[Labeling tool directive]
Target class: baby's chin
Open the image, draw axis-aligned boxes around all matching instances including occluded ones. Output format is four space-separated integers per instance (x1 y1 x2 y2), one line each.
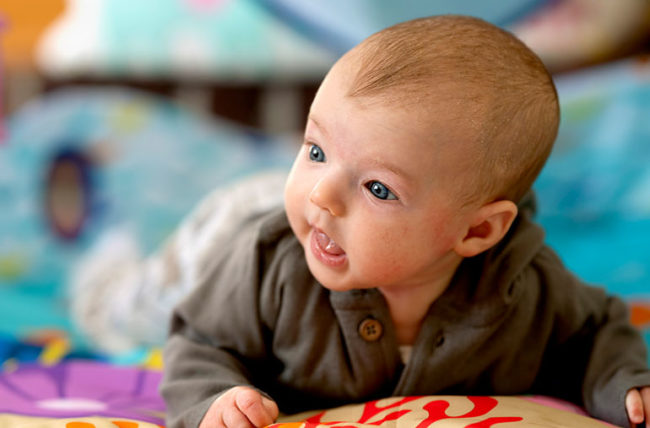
302 255 374 294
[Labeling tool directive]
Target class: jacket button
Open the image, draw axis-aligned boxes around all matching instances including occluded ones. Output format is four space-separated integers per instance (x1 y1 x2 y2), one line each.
435 333 445 347
358 318 383 342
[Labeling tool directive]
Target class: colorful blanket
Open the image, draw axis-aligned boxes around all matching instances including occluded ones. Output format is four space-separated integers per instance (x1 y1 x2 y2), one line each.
0 356 613 428
0 333 615 427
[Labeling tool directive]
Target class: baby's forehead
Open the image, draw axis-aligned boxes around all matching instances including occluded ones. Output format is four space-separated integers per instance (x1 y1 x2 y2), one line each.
343 48 494 113
354 86 488 146
364 96 482 159
322 50 491 154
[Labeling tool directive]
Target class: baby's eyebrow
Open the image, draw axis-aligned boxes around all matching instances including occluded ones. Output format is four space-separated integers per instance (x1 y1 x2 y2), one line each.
366 158 413 182
307 115 328 139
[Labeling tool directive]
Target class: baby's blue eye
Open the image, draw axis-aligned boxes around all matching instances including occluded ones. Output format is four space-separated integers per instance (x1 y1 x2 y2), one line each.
308 144 326 162
366 181 397 200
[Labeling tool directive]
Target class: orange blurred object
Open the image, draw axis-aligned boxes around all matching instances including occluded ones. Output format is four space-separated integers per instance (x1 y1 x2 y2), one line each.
630 302 650 328
0 0 66 68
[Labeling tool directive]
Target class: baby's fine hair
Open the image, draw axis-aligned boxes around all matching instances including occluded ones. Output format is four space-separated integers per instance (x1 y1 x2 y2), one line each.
348 15 559 204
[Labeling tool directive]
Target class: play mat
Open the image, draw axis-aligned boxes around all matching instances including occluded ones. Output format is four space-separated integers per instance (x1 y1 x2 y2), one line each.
1 54 649 428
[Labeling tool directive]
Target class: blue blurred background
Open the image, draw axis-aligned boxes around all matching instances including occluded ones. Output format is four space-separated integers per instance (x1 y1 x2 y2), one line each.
1 0 650 361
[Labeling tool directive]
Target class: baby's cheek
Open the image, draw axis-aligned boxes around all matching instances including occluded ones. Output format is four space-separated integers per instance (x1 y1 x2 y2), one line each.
284 199 308 246
354 238 410 282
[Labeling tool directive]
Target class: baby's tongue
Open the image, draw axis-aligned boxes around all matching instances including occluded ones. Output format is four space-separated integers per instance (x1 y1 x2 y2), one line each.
316 230 345 255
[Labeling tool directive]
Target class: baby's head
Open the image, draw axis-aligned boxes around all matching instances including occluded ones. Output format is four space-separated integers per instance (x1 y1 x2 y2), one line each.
284 15 559 294
346 15 559 205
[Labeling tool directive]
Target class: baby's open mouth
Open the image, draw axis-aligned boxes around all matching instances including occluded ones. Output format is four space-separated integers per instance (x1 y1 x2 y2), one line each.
310 228 347 267
314 229 345 256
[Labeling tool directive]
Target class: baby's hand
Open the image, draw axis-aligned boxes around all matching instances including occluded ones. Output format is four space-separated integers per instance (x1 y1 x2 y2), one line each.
625 387 650 427
199 386 279 428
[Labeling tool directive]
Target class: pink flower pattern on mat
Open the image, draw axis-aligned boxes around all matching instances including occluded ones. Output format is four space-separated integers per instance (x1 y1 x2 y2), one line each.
0 360 165 424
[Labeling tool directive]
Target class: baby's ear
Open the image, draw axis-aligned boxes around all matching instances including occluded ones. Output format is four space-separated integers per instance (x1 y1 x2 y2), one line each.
454 200 518 258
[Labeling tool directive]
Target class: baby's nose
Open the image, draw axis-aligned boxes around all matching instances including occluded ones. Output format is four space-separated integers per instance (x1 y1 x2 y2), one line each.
309 174 346 217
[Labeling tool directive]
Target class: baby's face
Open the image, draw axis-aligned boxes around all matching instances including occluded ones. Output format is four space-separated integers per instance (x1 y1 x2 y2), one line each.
284 59 474 294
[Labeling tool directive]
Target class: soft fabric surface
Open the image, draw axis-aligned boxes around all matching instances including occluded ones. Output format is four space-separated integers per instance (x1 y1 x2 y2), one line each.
0 392 614 428
271 396 613 427
0 361 164 424
0 338 615 427
0 416 162 428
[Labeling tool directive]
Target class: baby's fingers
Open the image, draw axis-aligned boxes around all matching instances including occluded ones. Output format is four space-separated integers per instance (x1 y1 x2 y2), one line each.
641 387 650 428
626 387 650 427
626 388 643 425
261 396 280 423
234 387 278 427
222 404 255 428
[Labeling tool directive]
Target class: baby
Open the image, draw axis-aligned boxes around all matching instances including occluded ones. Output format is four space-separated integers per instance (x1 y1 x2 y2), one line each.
161 15 650 428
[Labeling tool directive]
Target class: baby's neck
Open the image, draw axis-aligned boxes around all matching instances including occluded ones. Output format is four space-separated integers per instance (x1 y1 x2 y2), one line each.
379 262 460 345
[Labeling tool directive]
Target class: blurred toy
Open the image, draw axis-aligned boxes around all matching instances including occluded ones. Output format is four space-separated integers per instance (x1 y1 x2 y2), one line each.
631 302 650 330
37 0 336 81
0 87 294 342
534 56 650 299
0 329 102 369
0 0 65 139
0 0 65 68
257 0 545 54
513 0 650 72
0 15 6 144
70 170 287 354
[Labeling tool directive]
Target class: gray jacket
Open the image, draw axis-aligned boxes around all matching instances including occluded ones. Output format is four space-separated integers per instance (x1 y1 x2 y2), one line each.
161 205 650 428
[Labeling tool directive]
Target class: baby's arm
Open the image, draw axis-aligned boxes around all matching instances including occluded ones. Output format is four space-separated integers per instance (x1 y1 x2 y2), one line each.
532 245 650 426
626 387 650 427
200 386 278 428
161 322 279 428
160 214 284 428
570 290 650 427
575 292 650 426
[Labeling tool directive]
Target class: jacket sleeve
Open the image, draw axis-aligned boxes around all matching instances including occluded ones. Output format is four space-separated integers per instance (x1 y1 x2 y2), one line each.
532 245 650 427
159 221 280 428
581 290 650 426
